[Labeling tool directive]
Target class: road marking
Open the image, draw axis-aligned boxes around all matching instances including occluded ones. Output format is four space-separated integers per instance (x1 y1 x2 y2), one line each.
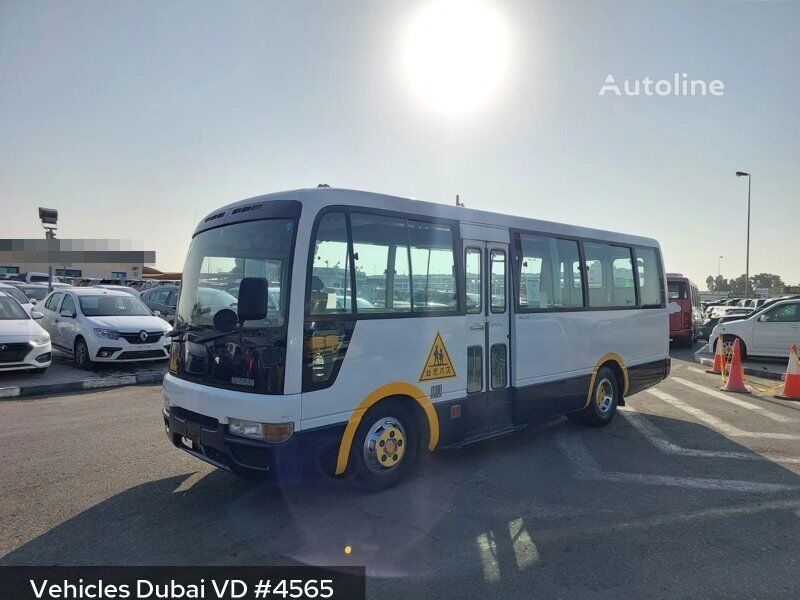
556 432 797 492
508 518 539 570
646 388 800 440
475 532 501 582
529 498 800 541
687 366 708 375
671 377 792 423
619 407 800 465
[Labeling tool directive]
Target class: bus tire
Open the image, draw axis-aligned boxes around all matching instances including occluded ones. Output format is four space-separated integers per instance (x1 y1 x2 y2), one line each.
351 400 418 491
578 366 619 427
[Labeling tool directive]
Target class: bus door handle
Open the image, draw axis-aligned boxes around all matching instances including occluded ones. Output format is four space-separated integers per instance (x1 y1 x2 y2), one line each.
470 323 484 331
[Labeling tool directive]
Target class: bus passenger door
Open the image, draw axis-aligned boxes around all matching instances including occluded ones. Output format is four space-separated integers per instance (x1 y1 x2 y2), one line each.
463 240 513 438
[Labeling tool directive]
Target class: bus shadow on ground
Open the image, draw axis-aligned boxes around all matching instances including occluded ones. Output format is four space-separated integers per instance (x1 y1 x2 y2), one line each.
3 414 800 598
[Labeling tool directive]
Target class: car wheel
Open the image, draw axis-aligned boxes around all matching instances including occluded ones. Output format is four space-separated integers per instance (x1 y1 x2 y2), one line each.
721 334 747 360
350 400 418 491
574 366 619 427
74 337 94 370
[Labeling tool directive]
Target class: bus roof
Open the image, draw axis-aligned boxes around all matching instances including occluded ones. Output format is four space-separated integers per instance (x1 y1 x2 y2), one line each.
195 187 661 248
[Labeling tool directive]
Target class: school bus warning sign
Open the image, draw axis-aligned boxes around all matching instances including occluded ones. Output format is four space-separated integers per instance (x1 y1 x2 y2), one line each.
420 331 457 381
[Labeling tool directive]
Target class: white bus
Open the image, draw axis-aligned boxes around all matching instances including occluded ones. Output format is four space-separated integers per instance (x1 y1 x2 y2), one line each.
163 188 669 488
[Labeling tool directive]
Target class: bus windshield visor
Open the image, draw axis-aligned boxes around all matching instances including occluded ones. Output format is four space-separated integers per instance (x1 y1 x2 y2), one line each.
177 219 295 330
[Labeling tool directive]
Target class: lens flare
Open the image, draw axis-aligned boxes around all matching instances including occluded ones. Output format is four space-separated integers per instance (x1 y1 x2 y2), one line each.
401 0 512 117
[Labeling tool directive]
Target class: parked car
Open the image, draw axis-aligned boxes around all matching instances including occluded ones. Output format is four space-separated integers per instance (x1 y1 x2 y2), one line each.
12 272 50 283
37 288 171 368
697 307 752 340
0 283 36 315
8 283 51 305
0 291 51 374
139 284 180 324
711 298 800 359
92 284 140 297
667 274 703 346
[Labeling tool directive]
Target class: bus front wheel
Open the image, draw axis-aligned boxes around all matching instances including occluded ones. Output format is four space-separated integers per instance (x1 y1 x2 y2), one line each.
351 400 418 491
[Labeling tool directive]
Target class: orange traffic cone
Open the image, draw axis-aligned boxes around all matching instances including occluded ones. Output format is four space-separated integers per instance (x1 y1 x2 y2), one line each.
707 334 727 374
721 338 749 393
776 344 800 401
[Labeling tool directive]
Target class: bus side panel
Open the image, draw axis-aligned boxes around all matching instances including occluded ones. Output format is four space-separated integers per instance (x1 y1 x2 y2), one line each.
298 316 470 432
512 308 668 412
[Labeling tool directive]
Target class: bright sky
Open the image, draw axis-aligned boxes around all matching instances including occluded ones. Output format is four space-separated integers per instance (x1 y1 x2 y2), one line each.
1 0 798 286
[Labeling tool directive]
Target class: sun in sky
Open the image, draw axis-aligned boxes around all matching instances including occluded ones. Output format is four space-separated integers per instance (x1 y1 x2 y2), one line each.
400 0 513 117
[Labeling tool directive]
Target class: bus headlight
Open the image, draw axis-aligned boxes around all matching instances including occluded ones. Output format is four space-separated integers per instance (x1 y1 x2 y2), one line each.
228 418 294 443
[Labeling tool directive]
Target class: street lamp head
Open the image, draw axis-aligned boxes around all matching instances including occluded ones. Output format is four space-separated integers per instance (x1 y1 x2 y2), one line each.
38 207 58 225
735 171 750 177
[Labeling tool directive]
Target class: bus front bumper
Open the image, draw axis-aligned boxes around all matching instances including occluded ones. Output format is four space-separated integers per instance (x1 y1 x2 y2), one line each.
164 406 278 477
163 406 345 481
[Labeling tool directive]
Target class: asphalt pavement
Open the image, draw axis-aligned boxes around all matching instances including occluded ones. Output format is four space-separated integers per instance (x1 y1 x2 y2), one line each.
1 346 799 599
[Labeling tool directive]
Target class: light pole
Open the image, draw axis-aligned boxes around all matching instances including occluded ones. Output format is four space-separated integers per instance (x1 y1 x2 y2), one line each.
718 255 723 278
735 171 751 299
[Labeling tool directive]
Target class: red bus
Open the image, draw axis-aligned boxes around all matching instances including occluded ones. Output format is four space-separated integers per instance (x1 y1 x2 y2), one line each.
667 274 702 347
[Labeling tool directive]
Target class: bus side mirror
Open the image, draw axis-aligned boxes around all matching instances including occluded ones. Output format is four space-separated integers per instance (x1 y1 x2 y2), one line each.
238 277 269 324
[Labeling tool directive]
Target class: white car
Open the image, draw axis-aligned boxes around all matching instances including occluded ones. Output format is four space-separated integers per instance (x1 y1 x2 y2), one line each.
711 298 800 359
92 284 140 297
0 292 52 374
0 283 36 315
38 288 172 369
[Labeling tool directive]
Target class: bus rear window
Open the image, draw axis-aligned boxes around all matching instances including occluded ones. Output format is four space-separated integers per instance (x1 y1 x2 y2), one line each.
668 281 687 300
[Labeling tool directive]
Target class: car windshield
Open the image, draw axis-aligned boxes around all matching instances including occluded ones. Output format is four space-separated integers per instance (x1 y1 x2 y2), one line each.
0 286 30 306
0 295 29 320
177 219 295 330
20 286 48 301
79 295 153 317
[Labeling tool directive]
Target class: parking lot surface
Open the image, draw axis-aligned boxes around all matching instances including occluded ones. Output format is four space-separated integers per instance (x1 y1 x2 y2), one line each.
2 347 799 599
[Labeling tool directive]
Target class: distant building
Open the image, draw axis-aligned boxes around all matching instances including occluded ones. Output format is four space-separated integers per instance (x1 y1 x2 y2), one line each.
0 238 155 282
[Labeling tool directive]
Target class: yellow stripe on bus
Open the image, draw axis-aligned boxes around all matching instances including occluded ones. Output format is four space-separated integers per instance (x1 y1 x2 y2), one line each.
335 382 439 476
584 352 629 409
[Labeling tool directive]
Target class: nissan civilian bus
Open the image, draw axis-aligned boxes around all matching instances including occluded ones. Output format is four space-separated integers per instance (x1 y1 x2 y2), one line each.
163 188 669 488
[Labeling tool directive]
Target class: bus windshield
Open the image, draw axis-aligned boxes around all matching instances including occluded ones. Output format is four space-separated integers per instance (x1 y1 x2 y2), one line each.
177 219 295 330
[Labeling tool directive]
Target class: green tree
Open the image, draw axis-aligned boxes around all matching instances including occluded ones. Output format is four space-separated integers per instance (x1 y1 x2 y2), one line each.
705 275 729 293
750 273 784 296
727 274 754 297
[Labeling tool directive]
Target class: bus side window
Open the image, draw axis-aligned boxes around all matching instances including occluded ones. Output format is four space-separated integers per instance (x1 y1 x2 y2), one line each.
350 212 411 313
310 212 352 314
490 250 506 313
584 243 636 308
408 220 457 312
467 345 483 393
635 247 663 307
517 234 584 310
465 248 482 314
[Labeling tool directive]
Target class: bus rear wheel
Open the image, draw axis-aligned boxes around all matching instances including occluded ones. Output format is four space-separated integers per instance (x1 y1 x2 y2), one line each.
351 400 418 491
570 366 619 427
